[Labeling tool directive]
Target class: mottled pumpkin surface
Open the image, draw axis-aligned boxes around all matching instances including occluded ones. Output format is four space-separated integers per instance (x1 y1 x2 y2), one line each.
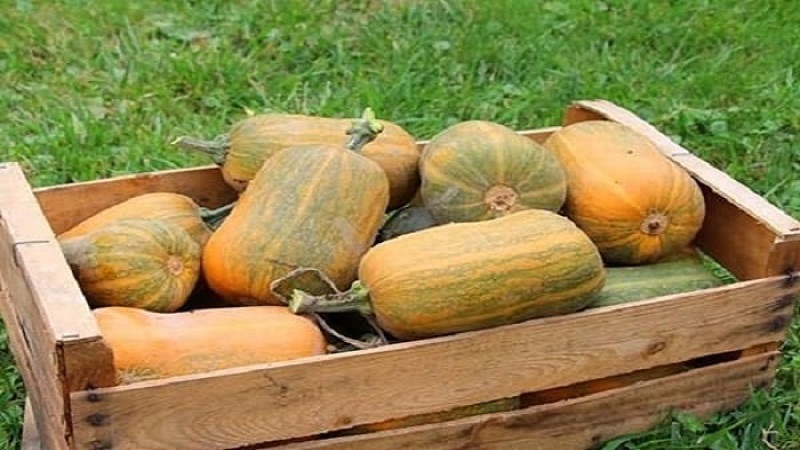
58 192 213 247
544 120 706 265
203 144 389 306
420 120 567 223
359 209 606 340
93 306 327 385
224 114 419 209
60 218 201 312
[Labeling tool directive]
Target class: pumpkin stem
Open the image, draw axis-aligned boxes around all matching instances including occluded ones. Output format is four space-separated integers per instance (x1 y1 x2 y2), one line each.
199 202 236 230
171 134 230 165
311 313 387 350
288 281 373 316
344 107 384 153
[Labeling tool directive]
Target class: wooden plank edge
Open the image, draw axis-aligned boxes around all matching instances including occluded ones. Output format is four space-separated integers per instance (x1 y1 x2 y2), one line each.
563 99 800 240
277 351 781 450
66 275 796 449
22 398 42 450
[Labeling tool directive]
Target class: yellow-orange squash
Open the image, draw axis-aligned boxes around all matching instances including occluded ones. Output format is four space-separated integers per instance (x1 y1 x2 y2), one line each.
174 114 419 209
60 218 201 312
289 209 606 340
420 120 567 223
544 120 706 265
203 112 390 306
93 306 327 384
58 192 229 247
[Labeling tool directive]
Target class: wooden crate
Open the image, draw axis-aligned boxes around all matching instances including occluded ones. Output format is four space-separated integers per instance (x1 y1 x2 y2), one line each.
1 100 799 450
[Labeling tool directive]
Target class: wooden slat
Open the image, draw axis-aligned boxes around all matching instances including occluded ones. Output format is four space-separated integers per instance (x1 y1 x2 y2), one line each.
68 276 796 450
561 100 800 279
22 399 42 450
0 163 117 449
280 351 781 450
33 165 237 235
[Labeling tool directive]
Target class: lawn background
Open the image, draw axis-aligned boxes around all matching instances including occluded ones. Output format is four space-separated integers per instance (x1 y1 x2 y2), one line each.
1 1 799 449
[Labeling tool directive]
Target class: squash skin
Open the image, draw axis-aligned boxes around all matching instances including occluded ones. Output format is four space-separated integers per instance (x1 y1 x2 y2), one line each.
203 144 390 306
420 121 567 223
60 218 201 312
221 114 419 209
358 209 606 340
93 306 327 384
544 120 706 265
58 192 213 247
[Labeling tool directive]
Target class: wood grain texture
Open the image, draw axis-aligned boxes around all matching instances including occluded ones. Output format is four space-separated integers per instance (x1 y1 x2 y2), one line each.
33 164 237 235
0 163 116 449
68 276 796 450
279 351 780 450
22 399 42 450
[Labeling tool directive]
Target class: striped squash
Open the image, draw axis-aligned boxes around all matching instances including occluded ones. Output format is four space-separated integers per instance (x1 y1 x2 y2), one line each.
174 114 419 210
420 120 567 223
202 114 390 306
58 192 232 247
544 120 706 264
289 209 606 340
60 218 201 312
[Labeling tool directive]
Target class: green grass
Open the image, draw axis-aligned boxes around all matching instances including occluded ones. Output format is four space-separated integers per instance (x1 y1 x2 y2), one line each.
1 0 799 448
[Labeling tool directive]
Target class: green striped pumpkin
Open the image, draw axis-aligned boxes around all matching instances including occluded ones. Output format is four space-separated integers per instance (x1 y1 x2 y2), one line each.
60 218 201 312
587 250 727 308
202 144 390 306
420 121 567 223
289 209 606 340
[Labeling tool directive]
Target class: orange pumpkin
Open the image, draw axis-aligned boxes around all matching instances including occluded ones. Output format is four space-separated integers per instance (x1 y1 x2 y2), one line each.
93 306 327 384
174 113 419 209
544 120 706 265
60 218 201 312
202 109 390 306
58 192 231 247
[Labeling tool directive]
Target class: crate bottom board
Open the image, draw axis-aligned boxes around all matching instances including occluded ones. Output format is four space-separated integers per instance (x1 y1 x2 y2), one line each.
21 350 780 450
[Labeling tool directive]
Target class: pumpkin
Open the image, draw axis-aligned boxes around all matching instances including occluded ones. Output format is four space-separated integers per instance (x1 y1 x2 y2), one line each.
586 248 726 308
60 218 201 312
93 306 327 384
376 205 439 243
287 209 606 340
543 120 706 265
419 120 567 223
202 109 390 306
58 192 232 247
173 113 419 209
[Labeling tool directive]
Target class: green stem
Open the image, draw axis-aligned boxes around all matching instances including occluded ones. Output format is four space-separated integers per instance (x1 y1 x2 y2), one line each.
288 281 373 316
344 107 384 153
198 202 236 230
171 135 230 165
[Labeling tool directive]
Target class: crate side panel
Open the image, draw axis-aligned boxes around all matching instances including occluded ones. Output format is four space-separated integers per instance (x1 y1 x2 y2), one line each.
33 165 237 235
0 272 71 449
281 351 780 450
68 277 795 449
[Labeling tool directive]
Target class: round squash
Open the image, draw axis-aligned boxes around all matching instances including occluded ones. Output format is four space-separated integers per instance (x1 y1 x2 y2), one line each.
60 218 201 312
93 306 327 384
202 111 390 306
57 192 232 247
544 120 706 265
288 209 606 340
173 113 419 209
419 120 567 223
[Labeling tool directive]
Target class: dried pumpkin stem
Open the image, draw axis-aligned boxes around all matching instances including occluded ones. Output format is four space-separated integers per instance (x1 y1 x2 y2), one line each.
288 281 373 316
345 107 384 153
199 202 236 230
171 134 231 165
